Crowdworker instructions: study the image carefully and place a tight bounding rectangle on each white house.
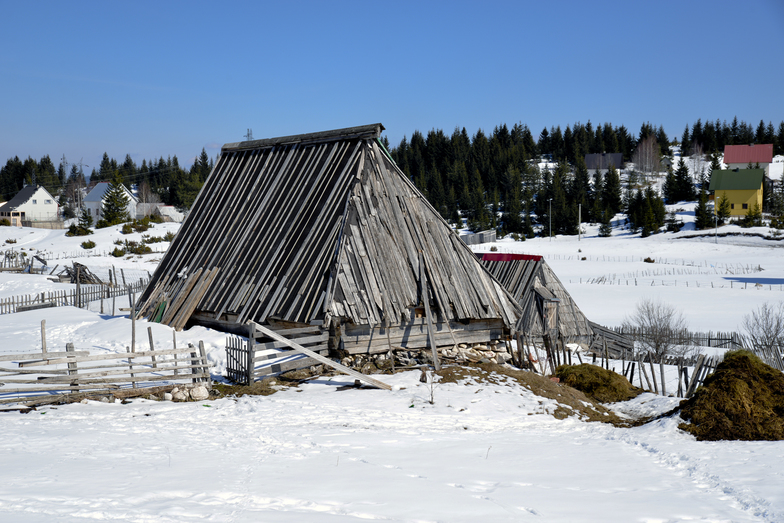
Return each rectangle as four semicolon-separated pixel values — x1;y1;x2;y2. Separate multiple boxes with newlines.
0;185;60;226
84;182;138;222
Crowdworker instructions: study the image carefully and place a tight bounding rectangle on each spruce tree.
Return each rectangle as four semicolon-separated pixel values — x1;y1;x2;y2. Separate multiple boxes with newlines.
694;190;713;230
743;202;762;228
673;158;695;202
663;166;677;204
716;192;731;224
99;171;130;227
598;209;613;237
602;164;622;216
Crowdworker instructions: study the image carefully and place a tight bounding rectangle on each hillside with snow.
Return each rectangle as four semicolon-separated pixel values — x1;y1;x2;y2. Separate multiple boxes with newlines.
1;217;783;522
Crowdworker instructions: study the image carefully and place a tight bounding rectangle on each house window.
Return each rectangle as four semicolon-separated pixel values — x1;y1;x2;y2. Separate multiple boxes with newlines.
731;204;735;209
88;208;91;215
742;203;748;210
32;199;37;204
45;199;52;204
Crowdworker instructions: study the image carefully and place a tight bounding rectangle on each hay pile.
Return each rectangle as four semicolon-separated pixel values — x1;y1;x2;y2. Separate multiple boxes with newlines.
555;363;643;403
678;350;784;441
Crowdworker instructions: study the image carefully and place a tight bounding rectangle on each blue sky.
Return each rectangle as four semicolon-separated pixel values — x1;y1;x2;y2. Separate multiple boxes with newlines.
1;0;782;172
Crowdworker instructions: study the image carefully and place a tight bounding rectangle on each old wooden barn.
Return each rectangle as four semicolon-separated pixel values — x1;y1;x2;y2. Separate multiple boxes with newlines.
137;124;520;363
479;253;630;356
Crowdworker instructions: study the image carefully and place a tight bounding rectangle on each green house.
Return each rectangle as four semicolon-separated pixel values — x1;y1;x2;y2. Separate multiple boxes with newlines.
708;169;764;217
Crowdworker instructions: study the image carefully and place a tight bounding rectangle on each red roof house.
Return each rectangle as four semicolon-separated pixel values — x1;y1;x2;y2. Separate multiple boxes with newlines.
724;144;773;168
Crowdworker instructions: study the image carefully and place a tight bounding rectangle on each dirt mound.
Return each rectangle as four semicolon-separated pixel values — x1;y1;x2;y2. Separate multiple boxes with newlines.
437;363;636;426
555;364;643;403
678;350;784;441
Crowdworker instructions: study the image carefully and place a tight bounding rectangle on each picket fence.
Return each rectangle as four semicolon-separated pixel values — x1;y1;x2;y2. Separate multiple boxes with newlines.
0;278;149;315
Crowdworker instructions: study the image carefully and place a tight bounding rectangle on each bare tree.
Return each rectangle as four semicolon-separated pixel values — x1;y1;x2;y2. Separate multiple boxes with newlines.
622;298;690;361
742;301;784;352
631;135;661;183
138;180;161;205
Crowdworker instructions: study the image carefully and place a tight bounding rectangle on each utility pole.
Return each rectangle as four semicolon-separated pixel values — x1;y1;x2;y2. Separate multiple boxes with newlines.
714;211;718;244
578;203;581;241
244;129;254;141
75;158;88;213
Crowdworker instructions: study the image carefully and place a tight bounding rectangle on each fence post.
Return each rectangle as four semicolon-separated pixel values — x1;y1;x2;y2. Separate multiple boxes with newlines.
247;322;255;385
66;342;79;392
148;326;156;368
41;319;47;354
199;340;208;383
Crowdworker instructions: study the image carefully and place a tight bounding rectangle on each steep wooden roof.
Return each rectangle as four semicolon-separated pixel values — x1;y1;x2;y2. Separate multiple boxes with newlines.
480;253;594;340
139;124;519;331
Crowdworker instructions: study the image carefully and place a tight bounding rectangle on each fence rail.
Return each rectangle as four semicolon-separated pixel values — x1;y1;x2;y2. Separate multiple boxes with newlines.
226;324;329;384
0;278;149;315
0;341;211;407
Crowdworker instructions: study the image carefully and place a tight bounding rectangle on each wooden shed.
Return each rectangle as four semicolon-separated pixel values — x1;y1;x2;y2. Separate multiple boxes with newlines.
137;124;520;357
479;253;631;356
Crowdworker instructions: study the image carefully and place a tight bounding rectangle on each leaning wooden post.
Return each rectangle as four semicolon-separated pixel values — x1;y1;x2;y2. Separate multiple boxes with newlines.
385;322;395;373
41;319;47;354
419;252;441;372
198;340;209;384
148;326;157;368
659;358;667;396
639;355;652;391
648;352;659;394
172;330;179;376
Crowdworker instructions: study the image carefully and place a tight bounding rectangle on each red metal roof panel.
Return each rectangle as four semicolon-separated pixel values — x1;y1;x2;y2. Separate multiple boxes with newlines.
723;144;773;164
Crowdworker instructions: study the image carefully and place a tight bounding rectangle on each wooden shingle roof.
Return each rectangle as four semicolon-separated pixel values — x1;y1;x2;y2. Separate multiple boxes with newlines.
139;124;519;331
480;253;594;340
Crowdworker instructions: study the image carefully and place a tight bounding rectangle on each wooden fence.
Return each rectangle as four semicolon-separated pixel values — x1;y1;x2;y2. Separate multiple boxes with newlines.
612;327;745;350
226;324;329;385
0;342;211;407
0;278;148;315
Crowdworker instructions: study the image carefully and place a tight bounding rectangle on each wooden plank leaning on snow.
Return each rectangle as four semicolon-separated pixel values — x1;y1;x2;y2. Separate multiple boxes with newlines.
247;320;391;390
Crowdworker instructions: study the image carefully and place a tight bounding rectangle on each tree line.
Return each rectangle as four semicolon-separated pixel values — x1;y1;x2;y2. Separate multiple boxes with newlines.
2;116;783;236
0;149;214;217
389;118;784;236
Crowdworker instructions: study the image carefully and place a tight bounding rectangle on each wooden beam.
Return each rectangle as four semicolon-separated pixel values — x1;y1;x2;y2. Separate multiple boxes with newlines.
247;320;391;390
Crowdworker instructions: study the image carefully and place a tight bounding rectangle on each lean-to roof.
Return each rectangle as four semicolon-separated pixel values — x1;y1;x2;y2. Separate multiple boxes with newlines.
480;253;593;340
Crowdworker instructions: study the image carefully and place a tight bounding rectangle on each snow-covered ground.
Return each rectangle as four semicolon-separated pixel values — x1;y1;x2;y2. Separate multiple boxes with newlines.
1;215;784;522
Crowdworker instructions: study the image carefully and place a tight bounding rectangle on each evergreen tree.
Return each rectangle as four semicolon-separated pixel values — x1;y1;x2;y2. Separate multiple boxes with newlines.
673;157;695;202
500;167;523;234
663;166;677;204
716;192;731;224
98;171;130;227
598;209;613;237
602;164;623;216
694;190;713;230
742;202;762;228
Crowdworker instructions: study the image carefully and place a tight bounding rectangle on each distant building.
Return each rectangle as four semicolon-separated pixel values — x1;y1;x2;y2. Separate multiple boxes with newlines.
0;185;60;227
723;144;773;176
585;153;623;175
136;203;184;223
709;168;764;216
84;182;138;222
